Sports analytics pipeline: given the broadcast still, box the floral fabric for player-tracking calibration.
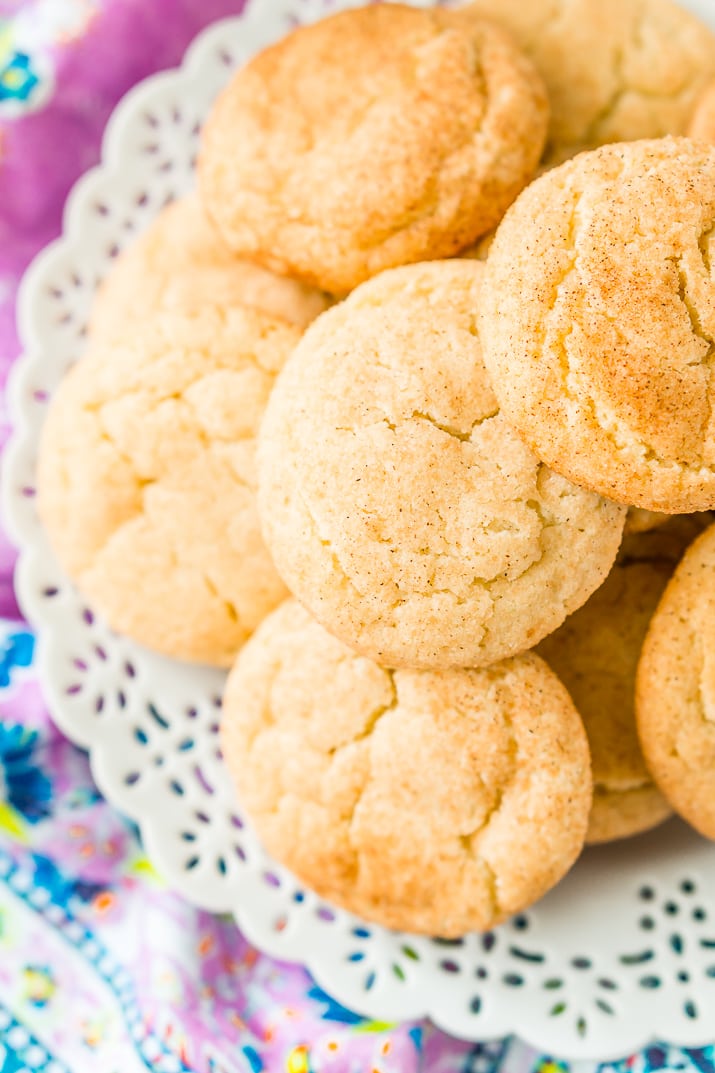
[0,2,714,1070]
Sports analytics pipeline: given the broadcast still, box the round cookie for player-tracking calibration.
[537,515,712,844]
[200,4,548,295]
[466,0,715,164]
[221,599,592,936]
[90,193,329,343]
[637,521,715,838]
[258,260,626,670]
[37,307,301,666]
[688,78,715,141]
[480,137,715,515]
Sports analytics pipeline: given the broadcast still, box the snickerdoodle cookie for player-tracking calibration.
[467,0,715,164]
[480,137,715,515]
[689,78,715,141]
[538,515,712,844]
[37,307,300,665]
[90,193,329,342]
[258,260,626,670]
[200,4,548,295]
[221,600,592,935]
[637,521,715,839]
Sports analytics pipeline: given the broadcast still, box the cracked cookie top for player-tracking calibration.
[37,306,302,666]
[257,260,626,670]
[221,599,592,936]
[637,520,715,839]
[537,515,712,845]
[480,137,715,514]
[199,3,548,295]
[467,0,715,164]
[89,193,330,344]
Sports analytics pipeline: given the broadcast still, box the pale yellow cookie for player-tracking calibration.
[480,138,715,515]
[637,521,715,839]
[200,4,548,295]
[258,260,626,670]
[37,307,301,666]
[221,600,592,936]
[537,514,712,844]
[689,78,715,141]
[467,0,715,164]
[89,193,330,342]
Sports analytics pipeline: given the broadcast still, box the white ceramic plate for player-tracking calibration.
[5,0,715,1058]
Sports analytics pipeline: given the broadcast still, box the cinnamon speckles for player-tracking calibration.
[199,4,548,294]
[90,193,330,343]
[467,0,715,163]
[480,137,715,514]
[537,515,712,845]
[221,600,592,935]
[637,521,715,838]
[37,307,300,665]
[257,260,625,669]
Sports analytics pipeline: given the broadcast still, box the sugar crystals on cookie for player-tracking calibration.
[221,600,592,936]
[480,137,715,514]
[467,0,715,164]
[637,521,715,839]
[90,193,330,343]
[37,307,299,666]
[258,260,626,670]
[538,516,712,844]
[200,3,549,294]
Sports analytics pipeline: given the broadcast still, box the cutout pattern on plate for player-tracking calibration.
[5,0,715,1057]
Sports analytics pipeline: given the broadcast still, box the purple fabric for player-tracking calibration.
[0,1,246,615]
[0,4,481,1069]
[0,0,242,420]
[1,4,713,1070]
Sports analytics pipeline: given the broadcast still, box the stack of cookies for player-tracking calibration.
[35,0,715,937]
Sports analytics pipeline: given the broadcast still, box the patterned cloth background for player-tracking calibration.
[1,1,715,1071]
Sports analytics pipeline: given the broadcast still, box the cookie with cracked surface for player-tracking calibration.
[221,599,592,936]
[199,3,548,295]
[90,193,330,343]
[480,137,715,515]
[637,521,715,839]
[537,515,712,844]
[466,0,715,164]
[37,307,300,666]
[689,78,715,141]
[258,260,626,670]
